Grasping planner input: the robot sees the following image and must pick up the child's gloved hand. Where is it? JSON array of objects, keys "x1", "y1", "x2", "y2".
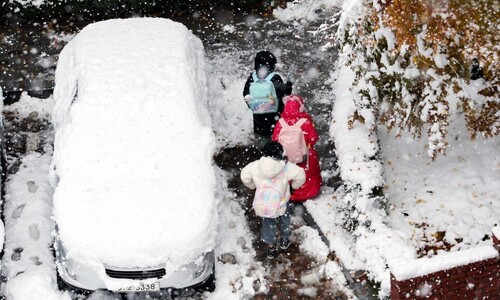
[{"x1": 244, "y1": 95, "x2": 252, "y2": 102}]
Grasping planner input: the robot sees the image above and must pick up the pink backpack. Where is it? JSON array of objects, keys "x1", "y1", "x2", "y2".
[
  {"x1": 253, "y1": 166, "x2": 288, "y2": 218},
  {"x1": 278, "y1": 118, "x2": 308, "y2": 163}
]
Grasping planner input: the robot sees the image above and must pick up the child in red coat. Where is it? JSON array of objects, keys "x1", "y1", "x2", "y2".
[{"x1": 272, "y1": 95, "x2": 322, "y2": 201}]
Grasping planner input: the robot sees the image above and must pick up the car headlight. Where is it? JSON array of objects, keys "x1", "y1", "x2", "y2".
[
  {"x1": 194, "y1": 258, "x2": 207, "y2": 279},
  {"x1": 56, "y1": 238, "x2": 78, "y2": 281},
  {"x1": 63, "y1": 262, "x2": 78, "y2": 281}
]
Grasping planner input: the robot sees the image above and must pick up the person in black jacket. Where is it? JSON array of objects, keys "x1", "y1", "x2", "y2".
[{"x1": 243, "y1": 51, "x2": 293, "y2": 138}]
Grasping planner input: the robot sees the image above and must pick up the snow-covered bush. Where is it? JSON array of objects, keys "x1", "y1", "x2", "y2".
[
  {"x1": 326, "y1": 0, "x2": 389, "y2": 235},
  {"x1": 361, "y1": 0, "x2": 498, "y2": 158},
  {"x1": 317, "y1": 0, "x2": 499, "y2": 160},
  {"x1": 327, "y1": 0, "x2": 499, "y2": 230}
]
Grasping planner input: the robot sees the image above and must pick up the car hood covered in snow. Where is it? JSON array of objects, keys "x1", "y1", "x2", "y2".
[{"x1": 51, "y1": 18, "x2": 217, "y2": 272}]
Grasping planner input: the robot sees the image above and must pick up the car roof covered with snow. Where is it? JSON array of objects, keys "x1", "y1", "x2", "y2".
[{"x1": 51, "y1": 18, "x2": 217, "y2": 271}]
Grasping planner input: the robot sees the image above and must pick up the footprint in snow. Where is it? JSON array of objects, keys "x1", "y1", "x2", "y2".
[
  {"x1": 30, "y1": 256, "x2": 42, "y2": 266},
  {"x1": 27, "y1": 181, "x2": 38, "y2": 193},
  {"x1": 12, "y1": 204, "x2": 26, "y2": 219},
  {"x1": 30, "y1": 224, "x2": 40, "y2": 241},
  {"x1": 237, "y1": 236, "x2": 246, "y2": 249},
  {"x1": 11, "y1": 247, "x2": 23, "y2": 261}
]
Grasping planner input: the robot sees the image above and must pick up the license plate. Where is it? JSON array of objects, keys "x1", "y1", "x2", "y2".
[{"x1": 114, "y1": 282, "x2": 160, "y2": 292}]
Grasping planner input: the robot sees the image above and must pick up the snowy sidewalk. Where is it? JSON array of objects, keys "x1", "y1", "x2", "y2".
[{"x1": 1, "y1": 95, "x2": 69, "y2": 299}]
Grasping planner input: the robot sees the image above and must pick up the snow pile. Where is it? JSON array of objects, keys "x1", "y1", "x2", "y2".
[
  {"x1": 389, "y1": 246, "x2": 498, "y2": 281},
  {"x1": 274, "y1": 0, "x2": 343, "y2": 23},
  {"x1": 328, "y1": 3, "x2": 410, "y2": 296},
  {"x1": 297, "y1": 286, "x2": 318, "y2": 297},
  {"x1": 328, "y1": 0, "x2": 383, "y2": 192},
  {"x1": 5, "y1": 91, "x2": 53, "y2": 119},
  {"x1": 206, "y1": 50, "x2": 254, "y2": 149},
  {"x1": 296, "y1": 225, "x2": 329, "y2": 263},
  {"x1": 4, "y1": 266, "x2": 70, "y2": 300},
  {"x1": 330, "y1": 65, "x2": 383, "y2": 192},
  {"x1": 493, "y1": 226, "x2": 500, "y2": 240},
  {"x1": 52, "y1": 18, "x2": 217, "y2": 274}
]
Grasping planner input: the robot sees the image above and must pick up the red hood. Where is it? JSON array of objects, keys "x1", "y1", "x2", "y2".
[{"x1": 281, "y1": 99, "x2": 309, "y2": 119}]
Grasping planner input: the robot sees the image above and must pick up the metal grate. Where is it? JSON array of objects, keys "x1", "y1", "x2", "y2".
[{"x1": 105, "y1": 268, "x2": 166, "y2": 280}]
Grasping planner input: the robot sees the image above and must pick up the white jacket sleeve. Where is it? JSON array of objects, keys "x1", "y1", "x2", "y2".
[
  {"x1": 240, "y1": 162, "x2": 257, "y2": 190},
  {"x1": 287, "y1": 163, "x2": 306, "y2": 189}
]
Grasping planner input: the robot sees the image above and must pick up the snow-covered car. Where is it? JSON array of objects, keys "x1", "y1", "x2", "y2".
[{"x1": 51, "y1": 18, "x2": 218, "y2": 293}]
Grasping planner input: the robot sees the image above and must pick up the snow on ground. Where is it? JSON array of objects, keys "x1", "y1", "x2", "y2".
[
  {"x1": 388, "y1": 245, "x2": 499, "y2": 281},
  {"x1": 305, "y1": 188, "x2": 413, "y2": 298},
  {"x1": 0, "y1": 7, "x2": 496, "y2": 300},
  {"x1": 1, "y1": 95, "x2": 69, "y2": 300},
  {"x1": 204, "y1": 10, "x2": 355, "y2": 299},
  {"x1": 204, "y1": 29, "x2": 349, "y2": 300},
  {"x1": 295, "y1": 224, "x2": 357, "y2": 299},
  {"x1": 4, "y1": 91, "x2": 54, "y2": 119},
  {"x1": 206, "y1": 50, "x2": 254, "y2": 150},
  {"x1": 207, "y1": 169, "x2": 266, "y2": 299},
  {"x1": 4, "y1": 266, "x2": 69, "y2": 300},
  {"x1": 381, "y1": 116, "x2": 500, "y2": 256},
  {"x1": 0, "y1": 86, "x2": 4, "y2": 252}
]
